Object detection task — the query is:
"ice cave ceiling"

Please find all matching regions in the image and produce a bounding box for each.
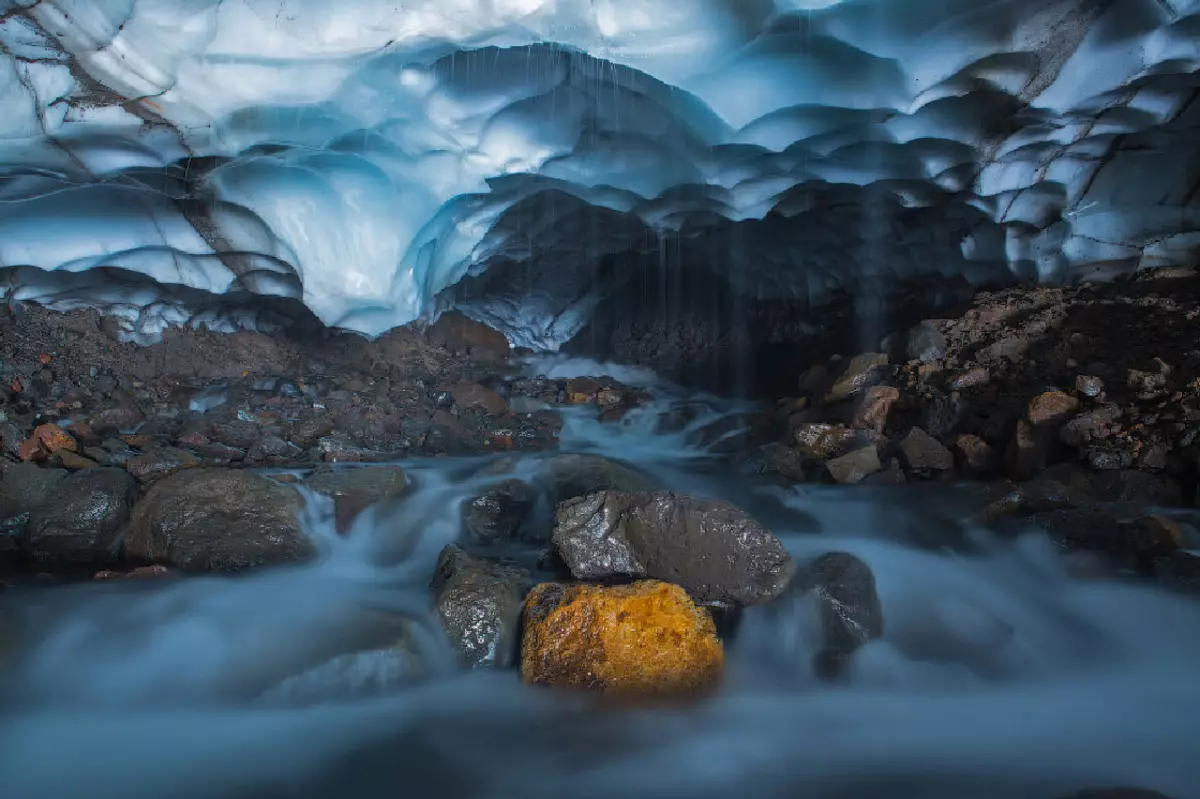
[0,0,1198,347]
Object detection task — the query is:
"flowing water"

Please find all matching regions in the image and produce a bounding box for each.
[2,359,1199,799]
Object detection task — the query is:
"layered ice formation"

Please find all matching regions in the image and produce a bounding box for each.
[1,0,1198,344]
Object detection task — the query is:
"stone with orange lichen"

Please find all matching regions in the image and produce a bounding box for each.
[520,580,723,695]
[18,424,77,462]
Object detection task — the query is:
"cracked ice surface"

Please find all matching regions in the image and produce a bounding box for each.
[0,0,1198,344]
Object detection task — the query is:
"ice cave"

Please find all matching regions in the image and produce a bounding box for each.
[1,1,1199,798]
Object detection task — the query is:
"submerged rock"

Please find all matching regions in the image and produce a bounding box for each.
[432,545,530,668]
[552,490,794,605]
[21,468,138,564]
[796,552,884,679]
[0,463,67,520]
[303,466,408,533]
[125,469,312,572]
[521,580,723,695]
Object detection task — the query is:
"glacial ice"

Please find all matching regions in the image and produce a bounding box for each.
[0,0,1198,343]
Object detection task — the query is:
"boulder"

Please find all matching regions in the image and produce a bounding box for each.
[21,469,138,564]
[125,447,201,484]
[432,545,530,668]
[793,422,854,460]
[447,383,508,414]
[795,552,884,678]
[0,463,67,520]
[851,385,899,432]
[541,453,656,504]
[427,311,511,359]
[825,446,882,485]
[303,466,408,533]
[462,479,535,543]
[552,491,794,605]
[906,322,947,363]
[898,427,953,473]
[1027,391,1080,426]
[125,469,312,572]
[825,353,889,404]
[521,580,723,695]
[18,423,77,462]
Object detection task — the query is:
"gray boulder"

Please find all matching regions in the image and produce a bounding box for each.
[795,552,884,678]
[432,545,530,668]
[125,469,312,572]
[552,490,794,605]
[21,468,138,564]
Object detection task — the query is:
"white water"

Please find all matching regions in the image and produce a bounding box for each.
[2,366,1199,799]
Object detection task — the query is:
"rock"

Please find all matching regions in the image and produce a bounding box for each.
[552,491,794,606]
[906,322,946,363]
[432,545,530,668]
[56,450,99,470]
[0,463,67,519]
[316,435,393,463]
[447,383,508,414]
[542,453,656,504]
[793,422,854,460]
[247,435,303,463]
[462,479,535,543]
[825,353,889,404]
[20,468,138,564]
[125,447,201,483]
[1154,549,1200,592]
[1075,374,1105,398]
[898,427,953,473]
[1128,362,1171,401]
[210,420,262,450]
[948,367,990,390]
[953,434,997,476]
[851,385,899,432]
[1060,404,1122,448]
[862,458,906,485]
[1007,419,1050,479]
[1090,470,1183,506]
[88,404,145,434]
[427,311,511,359]
[751,443,809,483]
[796,552,883,679]
[825,446,882,485]
[919,389,964,437]
[1027,391,1080,426]
[303,466,408,533]
[125,469,312,572]
[520,580,723,695]
[18,423,77,462]
[94,564,174,581]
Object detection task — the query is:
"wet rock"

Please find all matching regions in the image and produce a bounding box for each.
[447,383,507,415]
[1090,470,1183,506]
[1027,391,1080,426]
[851,385,898,432]
[919,389,964,438]
[793,422,853,460]
[825,445,882,485]
[1075,374,1105,398]
[542,453,656,504]
[125,447,201,484]
[21,468,138,564]
[0,463,67,520]
[88,404,145,434]
[745,443,808,483]
[18,423,77,462]
[432,545,530,668]
[948,367,990,390]
[427,311,511,359]
[316,435,393,463]
[862,457,907,485]
[552,491,794,606]
[1085,443,1136,471]
[898,427,953,474]
[796,552,883,679]
[303,466,408,533]
[1007,419,1051,479]
[1128,361,1171,401]
[210,420,263,450]
[953,434,998,476]
[521,580,723,695]
[247,435,303,464]
[125,469,312,572]
[825,353,889,404]
[56,450,99,470]
[94,564,174,581]
[1060,404,1122,448]
[1154,549,1200,592]
[462,479,536,543]
[906,322,946,363]
[1019,509,1180,570]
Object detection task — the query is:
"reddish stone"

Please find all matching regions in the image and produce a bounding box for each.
[1027,391,1080,426]
[19,424,78,462]
[852,385,899,432]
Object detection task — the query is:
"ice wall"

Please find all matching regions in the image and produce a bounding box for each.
[0,0,1198,343]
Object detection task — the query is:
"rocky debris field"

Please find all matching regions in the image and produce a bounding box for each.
[1,273,1199,797]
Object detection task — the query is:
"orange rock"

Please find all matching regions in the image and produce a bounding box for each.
[18,424,78,462]
[521,580,724,696]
